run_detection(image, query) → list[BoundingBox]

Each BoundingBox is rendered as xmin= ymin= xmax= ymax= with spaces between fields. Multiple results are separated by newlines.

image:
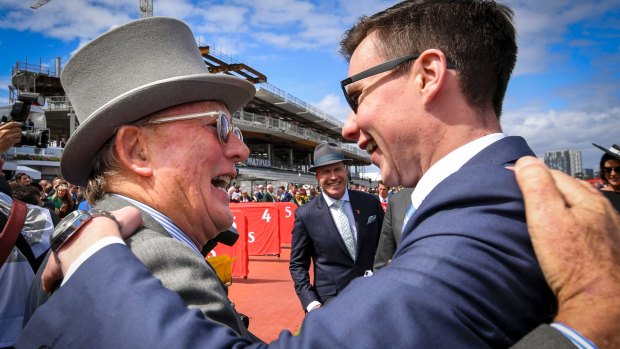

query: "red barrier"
xmin=233 ymin=203 xmax=281 ymax=256
xmin=209 ymin=210 xmax=249 ymax=278
xmin=276 ymin=202 xmax=297 ymax=245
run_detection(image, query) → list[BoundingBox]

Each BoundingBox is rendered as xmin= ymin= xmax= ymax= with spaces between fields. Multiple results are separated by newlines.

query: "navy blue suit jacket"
xmin=18 ymin=136 xmax=556 ymax=348
xmin=289 ymin=190 xmax=383 ymax=309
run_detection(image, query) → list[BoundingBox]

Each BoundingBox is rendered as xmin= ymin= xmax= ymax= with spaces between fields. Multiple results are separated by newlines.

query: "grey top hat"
xmin=593 ymin=143 xmax=620 ymax=161
xmin=60 ymin=17 xmax=256 ymax=186
xmin=308 ymin=142 xmax=353 ymax=172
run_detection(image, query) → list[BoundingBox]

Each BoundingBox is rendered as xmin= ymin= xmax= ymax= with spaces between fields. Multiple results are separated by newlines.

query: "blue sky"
xmin=1 ymin=0 xmax=619 ymax=171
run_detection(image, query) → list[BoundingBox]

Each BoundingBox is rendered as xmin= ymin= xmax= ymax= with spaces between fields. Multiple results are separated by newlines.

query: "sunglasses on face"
xmin=143 ymin=111 xmax=243 ymax=144
xmin=604 ymin=166 xmax=620 ymax=175
xmin=340 ymin=53 xmax=456 ymax=113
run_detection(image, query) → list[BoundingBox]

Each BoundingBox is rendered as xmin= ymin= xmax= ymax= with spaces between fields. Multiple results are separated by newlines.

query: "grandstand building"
xmin=3 ymin=44 xmax=372 ymax=193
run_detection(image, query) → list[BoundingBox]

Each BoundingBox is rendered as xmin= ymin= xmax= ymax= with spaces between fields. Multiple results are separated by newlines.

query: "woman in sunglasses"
xmin=593 ymin=143 xmax=620 ymax=212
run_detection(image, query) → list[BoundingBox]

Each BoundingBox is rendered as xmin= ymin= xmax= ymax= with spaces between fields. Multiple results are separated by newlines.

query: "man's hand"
xmin=42 ymin=206 xmax=144 ymax=292
xmin=514 ymin=156 xmax=620 ymax=349
xmin=0 ymin=122 xmax=22 ymax=152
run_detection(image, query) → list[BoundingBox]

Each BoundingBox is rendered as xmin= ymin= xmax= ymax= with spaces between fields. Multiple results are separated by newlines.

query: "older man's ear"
xmin=114 ymin=126 xmax=153 ymax=177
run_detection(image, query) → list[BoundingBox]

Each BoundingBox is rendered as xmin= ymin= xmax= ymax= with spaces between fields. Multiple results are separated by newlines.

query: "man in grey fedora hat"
xmin=289 ymin=141 xmax=383 ymax=312
xmin=23 ymin=16 xmax=258 ymax=340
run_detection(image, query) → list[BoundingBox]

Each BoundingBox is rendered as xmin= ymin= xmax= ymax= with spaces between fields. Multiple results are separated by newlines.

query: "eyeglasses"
xmin=604 ymin=166 xmax=620 ymax=175
xmin=142 ymin=111 xmax=242 ymax=144
xmin=340 ymin=53 xmax=455 ymax=113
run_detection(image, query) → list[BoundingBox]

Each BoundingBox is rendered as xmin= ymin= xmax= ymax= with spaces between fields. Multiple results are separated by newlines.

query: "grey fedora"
xmin=593 ymin=143 xmax=620 ymax=161
xmin=60 ymin=17 xmax=256 ymax=186
xmin=308 ymin=142 xmax=353 ymax=172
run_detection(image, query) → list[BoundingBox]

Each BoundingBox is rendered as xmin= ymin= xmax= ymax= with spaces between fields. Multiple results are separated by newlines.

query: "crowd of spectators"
xmin=228 ymin=182 xmax=319 ymax=206
xmin=228 ymin=181 xmax=409 ymax=207
xmin=7 ymin=173 xmax=89 ymax=218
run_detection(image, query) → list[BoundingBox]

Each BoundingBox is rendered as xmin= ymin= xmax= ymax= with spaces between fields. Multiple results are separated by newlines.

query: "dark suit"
xmin=289 ymin=190 xmax=383 ymax=310
xmin=18 ymin=246 xmax=569 ymax=349
xmin=373 ymin=187 xmax=414 ymax=271
xmin=19 ymin=137 xmax=558 ymax=348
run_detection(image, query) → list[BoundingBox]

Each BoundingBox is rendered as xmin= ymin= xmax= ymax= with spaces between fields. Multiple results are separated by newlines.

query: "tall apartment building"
xmin=543 ymin=150 xmax=583 ymax=177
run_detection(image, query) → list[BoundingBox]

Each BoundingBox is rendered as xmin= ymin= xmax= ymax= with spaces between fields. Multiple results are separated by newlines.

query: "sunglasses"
xmin=340 ymin=53 xmax=456 ymax=113
xmin=604 ymin=166 xmax=620 ymax=175
xmin=143 ymin=111 xmax=242 ymax=144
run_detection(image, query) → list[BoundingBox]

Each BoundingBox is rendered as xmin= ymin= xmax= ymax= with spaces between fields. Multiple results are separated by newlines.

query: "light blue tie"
xmin=332 ymin=200 xmax=356 ymax=261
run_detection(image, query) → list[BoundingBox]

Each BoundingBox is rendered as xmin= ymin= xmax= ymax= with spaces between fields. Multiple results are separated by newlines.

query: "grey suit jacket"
xmin=510 ymin=325 xmax=577 ymax=349
xmin=373 ymin=187 xmax=414 ymax=271
xmin=95 ymin=194 xmax=250 ymax=339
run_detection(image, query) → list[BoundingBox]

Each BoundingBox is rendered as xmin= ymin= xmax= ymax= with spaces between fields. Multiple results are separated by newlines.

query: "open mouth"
xmin=363 ymin=139 xmax=377 ymax=154
xmin=211 ymin=175 xmax=233 ymax=192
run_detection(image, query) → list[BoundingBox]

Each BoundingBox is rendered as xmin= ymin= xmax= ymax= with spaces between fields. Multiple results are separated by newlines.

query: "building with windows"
xmin=543 ymin=150 xmax=583 ymax=177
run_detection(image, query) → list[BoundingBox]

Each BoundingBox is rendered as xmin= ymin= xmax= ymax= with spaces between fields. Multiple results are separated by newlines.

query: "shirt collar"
xmin=322 ymin=189 xmax=350 ymax=207
xmin=411 ymin=133 xmax=506 ymax=209
xmin=111 ymin=193 xmax=202 ymax=256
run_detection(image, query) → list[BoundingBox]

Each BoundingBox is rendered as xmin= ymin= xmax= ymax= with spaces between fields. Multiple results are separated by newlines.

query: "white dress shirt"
xmin=410 ymin=133 xmax=506 ymax=210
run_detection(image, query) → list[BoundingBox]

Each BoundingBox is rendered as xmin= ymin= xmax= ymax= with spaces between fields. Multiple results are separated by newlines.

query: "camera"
xmin=1 ymin=92 xmax=50 ymax=148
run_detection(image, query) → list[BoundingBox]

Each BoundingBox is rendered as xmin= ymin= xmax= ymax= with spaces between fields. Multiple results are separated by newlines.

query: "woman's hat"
xmin=592 ymin=143 xmax=620 ymax=161
xmin=60 ymin=17 xmax=256 ymax=186
xmin=309 ymin=142 xmax=353 ymax=172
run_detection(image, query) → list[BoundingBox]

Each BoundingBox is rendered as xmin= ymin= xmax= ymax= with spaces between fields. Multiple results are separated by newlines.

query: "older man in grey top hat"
xmin=289 ymin=141 xmax=383 ymax=312
xmin=24 ymin=17 xmax=257 ymax=340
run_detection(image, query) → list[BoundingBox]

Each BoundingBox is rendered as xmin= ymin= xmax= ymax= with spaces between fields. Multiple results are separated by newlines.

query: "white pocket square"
xmin=367 ymin=215 xmax=377 ymax=224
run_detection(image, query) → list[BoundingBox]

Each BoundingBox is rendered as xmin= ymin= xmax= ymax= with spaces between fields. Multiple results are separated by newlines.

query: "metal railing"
xmin=257 ymin=83 xmax=344 ymax=128
xmin=12 ymin=61 xmax=58 ymax=78
xmin=46 ymin=96 xmax=72 ymax=110
xmin=234 ymin=110 xmax=368 ymax=159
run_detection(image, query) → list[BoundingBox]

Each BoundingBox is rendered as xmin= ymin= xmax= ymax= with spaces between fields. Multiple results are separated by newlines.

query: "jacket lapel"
xmin=401 ymin=136 xmax=534 ymax=240
xmin=349 ymin=194 xmax=363 ymax=253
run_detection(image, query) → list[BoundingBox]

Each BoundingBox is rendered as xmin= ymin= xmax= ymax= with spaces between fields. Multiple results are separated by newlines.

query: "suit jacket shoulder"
xmin=95 ymin=195 xmax=249 ymax=338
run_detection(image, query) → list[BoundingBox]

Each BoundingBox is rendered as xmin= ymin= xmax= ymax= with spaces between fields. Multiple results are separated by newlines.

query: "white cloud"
xmin=245 ymin=0 xmax=317 ymax=27
xmin=313 ymin=93 xmax=350 ymax=122
xmin=503 ymin=107 xmax=620 ymax=169
xmin=191 ymin=4 xmax=250 ymax=35
xmin=153 ymin=0 xmax=194 ymax=18
xmin=0 ymin=0 xmax=133 ymax=41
